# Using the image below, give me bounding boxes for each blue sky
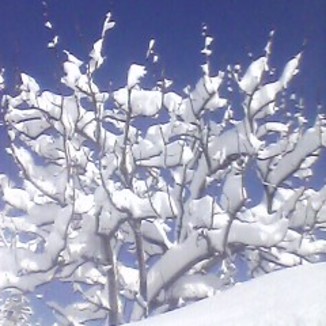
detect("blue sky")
[0,0,325,323]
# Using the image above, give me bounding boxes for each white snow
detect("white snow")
[146,39,155,59]
[239,56,267,94]
[89,38,105,72]
[0,68,4,90]
[280,52,301,88]
[47,35,59,48]
[101,12,115,37]
[1,15,325,325]
[127,64,147,89]
[128,263,326,326]
[113,88,163,116]
[44,21,53,29]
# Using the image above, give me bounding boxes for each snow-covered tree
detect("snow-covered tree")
[0,11,325,326]
[0,292,33,326]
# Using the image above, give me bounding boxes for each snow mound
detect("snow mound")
[129,263,326,326]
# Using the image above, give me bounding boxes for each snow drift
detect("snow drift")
[129,263,326,326]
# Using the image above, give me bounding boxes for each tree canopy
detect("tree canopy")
[0,8,325,326]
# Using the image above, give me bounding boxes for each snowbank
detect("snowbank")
[128,263,326,326]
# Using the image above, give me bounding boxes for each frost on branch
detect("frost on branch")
[0,13,325,326]
[0,292,33,326]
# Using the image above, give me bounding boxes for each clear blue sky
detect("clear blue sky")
[0,1,325,323]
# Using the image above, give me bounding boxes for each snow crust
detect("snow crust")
[128,263,326,326]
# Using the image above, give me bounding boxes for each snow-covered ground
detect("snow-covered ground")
[128,263,326,326]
